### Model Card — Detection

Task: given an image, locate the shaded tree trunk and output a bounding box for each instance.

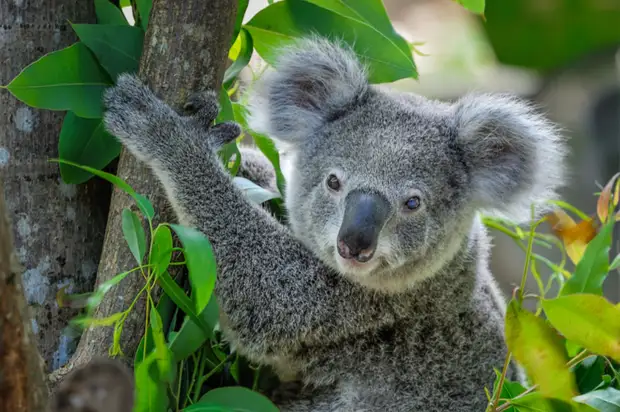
[0,0,110,371]
[0,176,49,412]
[49,0,238,386]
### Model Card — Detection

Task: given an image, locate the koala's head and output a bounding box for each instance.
[247,37,566,292]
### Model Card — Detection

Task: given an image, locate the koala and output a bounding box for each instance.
[101,36,565,411]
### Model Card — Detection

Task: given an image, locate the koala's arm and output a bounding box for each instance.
[102,75,391,358]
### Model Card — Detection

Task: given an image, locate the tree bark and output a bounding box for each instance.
[0,176,49,412]
[0,0,110,372]
[50,0,238,386]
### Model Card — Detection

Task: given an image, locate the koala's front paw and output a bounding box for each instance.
[183,91,242,150]
[102,74,180,162]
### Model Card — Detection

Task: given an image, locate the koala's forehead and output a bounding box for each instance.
[305,90,459,183]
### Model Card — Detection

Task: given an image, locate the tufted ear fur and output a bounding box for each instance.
[453,93,567,222]
[247,36,369,145]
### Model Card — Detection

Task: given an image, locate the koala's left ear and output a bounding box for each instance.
[453,93,567,222]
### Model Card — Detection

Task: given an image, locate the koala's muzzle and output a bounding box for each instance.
[337,191,390,263]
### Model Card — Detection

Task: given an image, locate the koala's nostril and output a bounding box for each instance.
[337,237,376,262]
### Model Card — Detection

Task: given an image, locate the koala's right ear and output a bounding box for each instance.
[51,358,134,412]
[247,36,369,144]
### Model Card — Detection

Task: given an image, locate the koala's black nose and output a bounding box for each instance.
[337,190,390,263]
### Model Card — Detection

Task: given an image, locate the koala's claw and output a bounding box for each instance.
[184,91,220,130]
[210,121,242,148]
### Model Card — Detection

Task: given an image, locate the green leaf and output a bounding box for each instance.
[94,0,129,25]
[610,254,620,271]
[244,0,417,83]
[122,208,147,265]
[169,225,217,314]
[50,159,155,220]
[58,112,120,184]
[560,219,614,296]
[168,296,219,362]
[157,271,212,339]
[150,225,173,276]
[197,387,279,412]
[136,0,152,31]
[510,393,599,411]
[542,294,620,362]
[454,0,485,14]
[233,177,280,205]
[231,0,250,48]
[505,299,578,400]
[575,356,607,394]
[150,306,174,383]
[183,404,233,412]
[492,369,526,410]
[136,293,175,366]
[6,42,112,118]
[224,28,253,88]
[72,24,144,80]
[574,388,620,412]
[134,351,169,412]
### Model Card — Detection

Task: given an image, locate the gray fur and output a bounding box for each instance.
[101,37,566,412]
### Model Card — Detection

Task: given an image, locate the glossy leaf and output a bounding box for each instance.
[150,225,173,276]
[233,176,280,205]
[224,28,253,88]
[454,0,485,14]
[542,295,620,362]
[121,208,146,265]
[244,0,417,83]
[505,299,577,400]
[94,0,129,25]
[58,112,120,184]
[6,42,112,118]
[197,387,279,412]
[574,388,620,412]
[561,220,615,296]
[72,24,144,79]
[50,159,155,220]
[169,225,217,314]
[136,0,152,31]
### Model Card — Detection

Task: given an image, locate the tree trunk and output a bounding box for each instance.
[0,1,110,372]
[50,0,238,386]
[0,176,49,412]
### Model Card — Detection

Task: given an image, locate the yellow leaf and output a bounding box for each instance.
[597,172,620,223]
[547,209,598,264]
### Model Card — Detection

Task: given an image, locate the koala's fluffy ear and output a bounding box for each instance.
[247,36,369,144]
[454,93,567,222]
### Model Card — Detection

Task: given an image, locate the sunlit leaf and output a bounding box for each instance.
[224,28,253,88]
[121,208,147,265]
[542,295,620,362]
[561,220,615,296]
[453,0,485,14]
[58,112,120,184]
[231,0,250,48]
[72,24,144,80]
[94,0,129,25]
[547,209,598,265]
[244,0,417,83]
[50,159,154,220]
[6,43,112,118]
[505,299,577,400]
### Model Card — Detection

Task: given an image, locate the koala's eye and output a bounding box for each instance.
[405,196,421,211]
[326,174,341,191]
